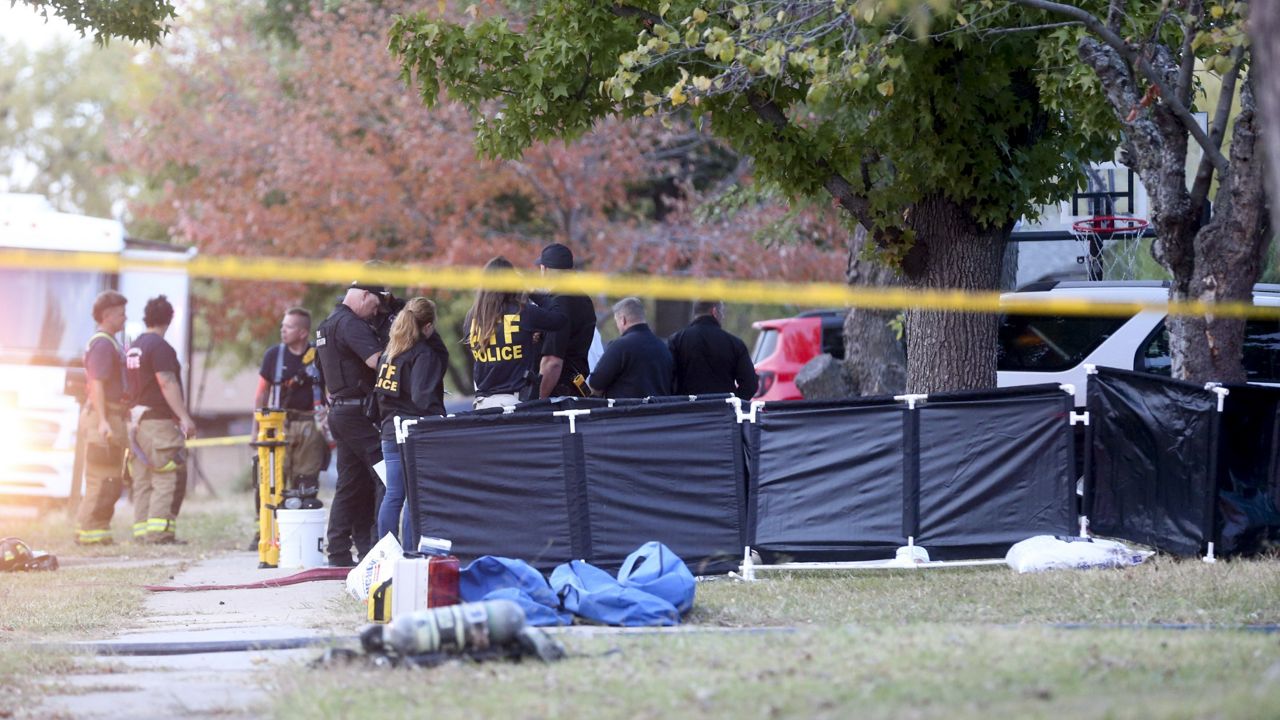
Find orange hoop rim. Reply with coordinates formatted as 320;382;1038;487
1070;215;1150;238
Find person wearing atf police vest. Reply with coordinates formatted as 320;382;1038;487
314;282;385;567
465;256;567;410
254;307;327;501
76;290;130;545
126;295;198;545
369;298;448;543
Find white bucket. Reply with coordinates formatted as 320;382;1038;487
277;508;327;568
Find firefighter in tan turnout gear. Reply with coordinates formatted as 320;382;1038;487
126;295;197;544
75;290;131;545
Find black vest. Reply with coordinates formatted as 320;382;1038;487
315;304;377;399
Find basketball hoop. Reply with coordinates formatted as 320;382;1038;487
1069;216;1150;281
1070;216;1149;238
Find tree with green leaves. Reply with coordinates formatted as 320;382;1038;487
390;1;1115;392
1013;0;1268;383
115;0;844;387
18;0;175;45
0;37;147;216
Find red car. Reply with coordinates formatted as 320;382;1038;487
751;310;846;401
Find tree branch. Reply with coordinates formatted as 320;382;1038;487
746;93;900;244
1176;0;1203;107
609;3;665;27
1106;0;1124;31
1206;46;1243;152
860;153;875;193
1011;0;1229;174
1147;5;1174;48
978;21;1082;36
1077;39;1162;168
702;154;753;202
574;52;594;100
1189;43;1245;215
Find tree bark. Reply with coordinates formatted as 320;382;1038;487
1077;39;1198;282
1079;37;1270;384
900;195;1008;393
842;224;906;396
1169;78;1269;383
1253;0;1280;238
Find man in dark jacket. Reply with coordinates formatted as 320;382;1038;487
668;300;759;400
587;297;673;399
535;243;596;399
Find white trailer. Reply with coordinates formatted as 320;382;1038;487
0;193;193;506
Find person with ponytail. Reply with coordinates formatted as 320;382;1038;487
371;297;449;543
465;256;567;409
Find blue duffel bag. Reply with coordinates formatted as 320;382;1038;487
460;555;572;626
617;541;696;615
551;559;680;627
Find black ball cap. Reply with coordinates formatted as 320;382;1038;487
536;243;574;270
350;281;388;294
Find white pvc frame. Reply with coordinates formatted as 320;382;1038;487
732;541;1008;582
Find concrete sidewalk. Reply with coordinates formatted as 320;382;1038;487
37;552;360;719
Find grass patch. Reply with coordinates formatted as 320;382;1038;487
0;493;259;714
268;557;1280;719
692;556;1280;627
270;626;1280;720
0;493;256;564
0;494;257;642
0;564;172;640
6;490;1278;718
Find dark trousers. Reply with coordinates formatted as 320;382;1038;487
326;404;383;561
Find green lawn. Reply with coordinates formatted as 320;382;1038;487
0;495;255;715
271;625;1280;720
268;558;1280;720
0;495;255;640
0;493;254;564
690;557;1280;626
3;494;1278;719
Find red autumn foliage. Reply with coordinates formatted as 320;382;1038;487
113;0;844;344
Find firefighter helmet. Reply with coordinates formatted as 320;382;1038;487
0;537;34;572
0;537;57;572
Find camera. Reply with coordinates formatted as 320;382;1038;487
379;292;406;314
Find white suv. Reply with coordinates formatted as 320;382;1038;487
997;280;1280;405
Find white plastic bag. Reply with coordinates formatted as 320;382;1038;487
1006;535;1153;573
345;532;403;601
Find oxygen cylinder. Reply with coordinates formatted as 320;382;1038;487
361;599;527;656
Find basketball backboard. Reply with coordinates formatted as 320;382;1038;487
1012;161;1151;241
1009;161;1152;285
1009;113;1206;287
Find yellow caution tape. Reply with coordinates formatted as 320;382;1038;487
186;434;254;449
2;247;1279;320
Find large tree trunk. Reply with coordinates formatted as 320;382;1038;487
901;195;1008;393
1170;79;1269;383
1079;37;1270;383
1253;1;1280;237
842;224;906;395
